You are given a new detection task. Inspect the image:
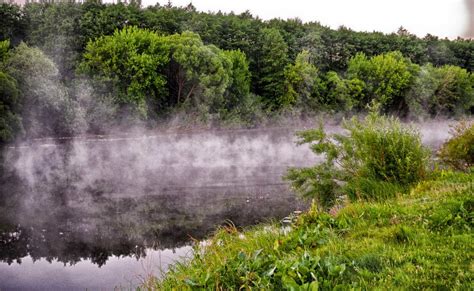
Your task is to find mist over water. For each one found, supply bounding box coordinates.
[5,127,315,217]
[2,119,456,229]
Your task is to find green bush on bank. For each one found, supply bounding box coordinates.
[285,112,430,208]
[438,120,474,172]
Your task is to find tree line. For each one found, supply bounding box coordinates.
[0,1,473,144]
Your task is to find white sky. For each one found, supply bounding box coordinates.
[143,0,470,39]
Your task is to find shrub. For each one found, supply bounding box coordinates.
[438,120,474,171]
[286,112,430,207]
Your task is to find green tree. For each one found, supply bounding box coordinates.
[446,38,474,72]
[320,71,364,111]
[429,65,473,115]
[423,34,456,67]
[165,32,231,115]
[0,71,22,144]
[281,50,318,108]
[81,28,232,118]
[268,18,306,61]
[408,64,474,117]
[255,28,289,109]
[23,2,85,80]
[347,51,419,113]
[5,43,83,137]
[80,26,169,118]
[221,49,251,112]
[298,26,325,69]
[318,26,357,72]
[143,3,191,35]
[81,1,144,43]
[0,4,26,45]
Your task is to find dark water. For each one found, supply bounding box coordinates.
[0,128,312,290]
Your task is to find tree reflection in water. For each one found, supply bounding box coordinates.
[0,169,304,267]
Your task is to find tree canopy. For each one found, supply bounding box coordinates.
[0,2,471,141]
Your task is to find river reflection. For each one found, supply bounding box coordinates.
[0,182,305,289]
[0,246,192,290]
[0,183,302,265]
[0,170,307,288]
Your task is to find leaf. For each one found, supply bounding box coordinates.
[184,278,197,286]
[308,281,319,291]
[267,266,277,276]
[253,248,263,259]
[273,239,280,251]
[281,275,299,290]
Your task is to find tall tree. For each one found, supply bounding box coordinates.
[23,2,85,81]
[0,4,26,45]
[165,31,231,114]
[221,49,251,112]
[0,71,22,144]
[281,50,318,108]
[5,43,84,137]
[80,26,169,118]
[255,28,289,109]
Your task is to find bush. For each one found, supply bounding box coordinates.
[438,120,474,171]
[286,112,430,207]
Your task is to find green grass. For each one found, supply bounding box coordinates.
[146,170,473,290]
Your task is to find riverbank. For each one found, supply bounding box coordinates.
[149,169,473,289]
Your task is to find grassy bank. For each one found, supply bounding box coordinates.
[147,170,473,290]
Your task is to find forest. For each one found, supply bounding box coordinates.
[0,1,473,145]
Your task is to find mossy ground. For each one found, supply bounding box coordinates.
[146,170,473,290]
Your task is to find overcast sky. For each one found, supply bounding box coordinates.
[143,0,471,39]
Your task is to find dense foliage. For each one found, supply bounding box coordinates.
[0,71,21,144]
[80,26,169,117]
[151,170,473,289]
[438,120,474,171]
[346,51,419,113]
[286,113,430,207]
[3,42,83,137]
[0,1,473,141]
